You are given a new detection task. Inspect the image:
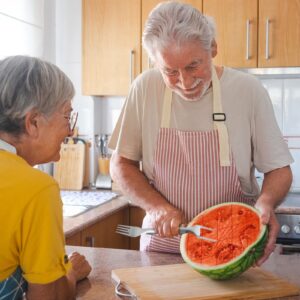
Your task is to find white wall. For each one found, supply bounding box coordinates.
[0,0,44,58]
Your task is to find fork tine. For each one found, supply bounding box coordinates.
[115,230,131,237]
[116,224,130,229]
[198,225,214,231]
[198,236,217,243]
[115,228,129,233]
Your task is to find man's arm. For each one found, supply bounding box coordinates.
[255,165,292,265]
[110,152,185,236]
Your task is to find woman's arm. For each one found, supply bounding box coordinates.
[26,252,91,300]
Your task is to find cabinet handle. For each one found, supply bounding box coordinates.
[148,56,151,69]
[246,19,250,60]
[130,49,134,84]
[85,236,95,247]
[265,18,270,60]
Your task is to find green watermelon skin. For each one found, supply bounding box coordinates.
[193,228,268,280]
[180,202,268,280]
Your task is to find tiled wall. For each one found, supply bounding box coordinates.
[261,77,300,192]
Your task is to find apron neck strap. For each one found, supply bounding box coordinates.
[160,66,231,166]
[211,67,231,166]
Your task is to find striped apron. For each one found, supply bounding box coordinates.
[140,67,254,253]
[0,267,27,300]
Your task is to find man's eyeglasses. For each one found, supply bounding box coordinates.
[64,111,78,132]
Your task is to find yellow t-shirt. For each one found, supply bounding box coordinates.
[0,150,70,284]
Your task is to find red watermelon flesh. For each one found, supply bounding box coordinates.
[186,204,260,266]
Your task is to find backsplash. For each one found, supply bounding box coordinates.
[260,77,300,192]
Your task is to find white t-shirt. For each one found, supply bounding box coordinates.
[109,67,293,198]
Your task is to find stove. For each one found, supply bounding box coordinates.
[276,193,300,245]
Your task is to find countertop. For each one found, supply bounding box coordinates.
[63,193,300,238]
[66,245,300,300]
[64,195,129,237]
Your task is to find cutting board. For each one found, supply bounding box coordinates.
[111,263,299,300]
[54,142,89,190]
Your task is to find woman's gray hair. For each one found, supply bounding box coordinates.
[0,55,75,135]
[142,1,216,62]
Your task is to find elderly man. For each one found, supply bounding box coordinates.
[109,2,293,265]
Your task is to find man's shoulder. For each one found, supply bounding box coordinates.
[222,67,261,88]
[134,68,164,86]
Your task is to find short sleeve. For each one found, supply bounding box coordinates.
[252,84,293,173]
[19,184,70,284]
[108,79,143,161]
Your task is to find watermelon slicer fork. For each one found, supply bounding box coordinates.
[116,224,217,242]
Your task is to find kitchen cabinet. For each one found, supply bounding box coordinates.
[65,205,146,249]
[129,206,146,250]
[81,208,130,248]
[203,0,258,68]
[141,0,203,71]
[258,0,300,67]
[65,232,82,246]
[203,0,300,68]
[82,0,141,96]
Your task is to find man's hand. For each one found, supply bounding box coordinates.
[148,206,186,237]
[254,202,279,266]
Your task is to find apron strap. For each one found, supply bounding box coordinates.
[212,67,231,166]
[161,87,172,128]
[160,66,231,166]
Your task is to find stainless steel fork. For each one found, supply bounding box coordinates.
[116,224,216,242]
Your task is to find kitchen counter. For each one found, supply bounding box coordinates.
[66,245,300,300]
[64,195,129,237]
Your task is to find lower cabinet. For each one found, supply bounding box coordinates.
[65,232,82,246]
[65,206,146,250]
[129,206,146,250]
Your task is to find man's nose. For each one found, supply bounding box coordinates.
[178,71,194,89]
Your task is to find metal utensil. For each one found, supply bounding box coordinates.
[116,224,216,242]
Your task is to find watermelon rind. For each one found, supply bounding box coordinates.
[180,202,268,280]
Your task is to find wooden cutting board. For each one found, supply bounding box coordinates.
[112,263,299,300]
[54,143,86,190]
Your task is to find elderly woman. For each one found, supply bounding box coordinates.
[0,56,91,299]
[109,1,293,265]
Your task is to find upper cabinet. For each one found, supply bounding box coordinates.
[258,0,300,67]
[141,0,203,71]
[203,0,258,68]
[203,0,300,68]
[82,0,141,96]
[82,0,300,96]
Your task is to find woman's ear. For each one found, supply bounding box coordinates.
[211,39,218,58]
[24,110,41,138]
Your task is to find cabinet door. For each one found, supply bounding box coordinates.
[141,0,203,71]
[82,0,141,96]
[65,232,82,246]
[259,0,300,67]
[203,0,258,68]
[129,206,146,250]
[81,208,130,249]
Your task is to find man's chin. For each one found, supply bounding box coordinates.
[175,90,201,102]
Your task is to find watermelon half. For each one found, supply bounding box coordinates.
[180,202,268,280]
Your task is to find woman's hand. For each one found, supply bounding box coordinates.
[68,252,92,282]
[254,202,279,266]
[148,206,186,238]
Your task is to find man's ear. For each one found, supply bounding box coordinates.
[24,110,41,138]
[211,39,218,58]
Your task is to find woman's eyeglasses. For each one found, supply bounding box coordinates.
[64,111,78,132]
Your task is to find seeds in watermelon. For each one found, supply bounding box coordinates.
[180,202,268,280]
